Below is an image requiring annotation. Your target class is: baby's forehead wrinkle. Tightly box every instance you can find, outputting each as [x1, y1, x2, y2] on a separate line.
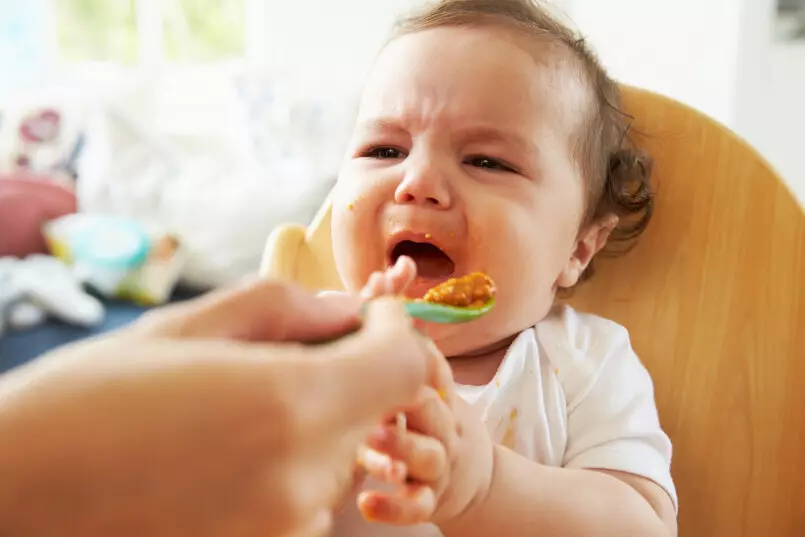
[356, 25, 592, 156]
[359, 74, 532, 134]
[357, 82, 455, 129]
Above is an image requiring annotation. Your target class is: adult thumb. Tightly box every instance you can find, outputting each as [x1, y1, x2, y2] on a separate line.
[135, 279, 362, 342]
[310, 297, 434, 427]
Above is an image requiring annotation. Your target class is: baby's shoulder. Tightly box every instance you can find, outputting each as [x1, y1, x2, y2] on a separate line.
[536, 304, 631, 354]
[534, 305, 645, 408]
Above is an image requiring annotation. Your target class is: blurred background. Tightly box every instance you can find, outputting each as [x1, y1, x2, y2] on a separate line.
[0, 1, 803, 366]
[1, 1, 803, 192]
[2, 1, 803, 243]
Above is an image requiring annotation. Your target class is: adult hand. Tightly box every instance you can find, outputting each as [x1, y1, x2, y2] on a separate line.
[0, 279, 435, 537]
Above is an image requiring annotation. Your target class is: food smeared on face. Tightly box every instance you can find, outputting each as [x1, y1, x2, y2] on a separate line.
[421, 272, 496, 308]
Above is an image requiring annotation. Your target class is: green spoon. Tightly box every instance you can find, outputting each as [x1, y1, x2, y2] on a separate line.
[310, 297, 495, 346]
[402, 297, 496, 324]
[356, 297, 495, 324]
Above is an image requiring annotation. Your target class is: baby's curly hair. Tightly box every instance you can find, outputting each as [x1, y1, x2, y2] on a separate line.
[392, 0, 654, 284]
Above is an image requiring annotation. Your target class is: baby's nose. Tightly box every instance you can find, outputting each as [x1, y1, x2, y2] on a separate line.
[394, 163, 452, 209]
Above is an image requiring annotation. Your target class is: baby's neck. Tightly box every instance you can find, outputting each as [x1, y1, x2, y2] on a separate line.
[448, 334, 518, 386]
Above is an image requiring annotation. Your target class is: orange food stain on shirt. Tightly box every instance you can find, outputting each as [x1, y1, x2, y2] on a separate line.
[501, 408, 519, 449]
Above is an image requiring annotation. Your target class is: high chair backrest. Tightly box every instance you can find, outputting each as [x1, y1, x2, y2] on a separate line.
[259, 86, 805, 537]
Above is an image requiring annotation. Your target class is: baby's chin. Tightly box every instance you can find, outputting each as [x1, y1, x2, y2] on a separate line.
[417, 320, 495, 357]
[414, 318, 442, 337]
[415, 320, 460, 347]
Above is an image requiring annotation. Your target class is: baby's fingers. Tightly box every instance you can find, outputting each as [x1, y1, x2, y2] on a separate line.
[385, 255, 417, 295]
[405, 386, 456, 452]
[358, 485, 436, 525]
[361, 272, 388, 300]
[360, 256, 417, 300]
[366, 427, 447, 483]
[356, 444, 408, 484]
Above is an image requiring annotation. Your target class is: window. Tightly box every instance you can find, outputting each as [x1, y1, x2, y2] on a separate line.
[56, 0, 138, 63]
[163, 0, 245, 62]
[776, 0, 805, 41]
[55, 0, 250, 65]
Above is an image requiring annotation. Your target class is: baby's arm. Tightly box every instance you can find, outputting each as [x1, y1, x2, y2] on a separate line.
[440, 447, 675, 537]
[439, 329, 677, 537]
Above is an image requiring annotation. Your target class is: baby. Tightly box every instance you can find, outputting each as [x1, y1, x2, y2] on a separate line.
[328, 0, 677, 536]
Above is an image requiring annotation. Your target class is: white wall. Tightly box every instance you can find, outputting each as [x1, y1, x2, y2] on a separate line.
[11, 0, 796, 203]
[567, 0, 744, 129]
[734, 0, 805, 204]
[568, 0, 803, 205]
[261, 0, 428, 89]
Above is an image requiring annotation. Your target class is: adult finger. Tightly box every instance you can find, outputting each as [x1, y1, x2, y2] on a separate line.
[135, 279, 361, 342]
[309, 298, 434, 428]
[334, 465, 369, 514]
[423, 339, 456, 407]
[282, 511, 333, 537]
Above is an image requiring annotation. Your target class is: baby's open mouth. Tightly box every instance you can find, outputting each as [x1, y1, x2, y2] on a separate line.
[390, 240, 455, 279]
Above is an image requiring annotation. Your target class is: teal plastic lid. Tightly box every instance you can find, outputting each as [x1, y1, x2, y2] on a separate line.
[72, 217, 150, 270]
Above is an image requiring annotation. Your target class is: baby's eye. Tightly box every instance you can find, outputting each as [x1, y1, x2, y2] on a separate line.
[467, 156, 514, 172]
[365, 147, 404, 159]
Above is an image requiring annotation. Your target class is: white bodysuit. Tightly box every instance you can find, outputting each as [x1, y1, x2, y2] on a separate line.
[332, 305, 677, 537]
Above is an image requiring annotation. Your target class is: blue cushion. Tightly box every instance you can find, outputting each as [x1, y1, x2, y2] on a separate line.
[0, 289, 203, 374]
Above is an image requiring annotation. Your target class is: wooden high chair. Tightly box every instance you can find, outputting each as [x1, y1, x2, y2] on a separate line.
[259, 86, 805, 537]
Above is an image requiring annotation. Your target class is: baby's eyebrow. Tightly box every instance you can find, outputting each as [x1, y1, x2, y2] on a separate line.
[356, 117, 538, 157]
[459, 125, 539, 157]
[356, 117, 409, 136]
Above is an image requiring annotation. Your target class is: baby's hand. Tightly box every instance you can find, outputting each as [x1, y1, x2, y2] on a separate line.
[361, 256, 417, 300]
[356, 360, 495, 528]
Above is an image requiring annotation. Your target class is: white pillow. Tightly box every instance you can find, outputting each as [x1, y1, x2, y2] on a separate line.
[76, 66, 352, 289]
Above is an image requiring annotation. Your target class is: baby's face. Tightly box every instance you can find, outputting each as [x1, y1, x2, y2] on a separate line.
[332, 27, 594, 356]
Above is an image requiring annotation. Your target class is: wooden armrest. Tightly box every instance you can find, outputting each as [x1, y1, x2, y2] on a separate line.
[259, 224, 307, 281]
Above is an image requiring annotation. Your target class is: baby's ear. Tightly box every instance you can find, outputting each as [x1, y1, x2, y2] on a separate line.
[556, 214, 618, 289]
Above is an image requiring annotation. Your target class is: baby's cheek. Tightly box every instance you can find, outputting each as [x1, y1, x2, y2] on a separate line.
[332, 202, 377, 293]
[333, 196, 372, 251]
